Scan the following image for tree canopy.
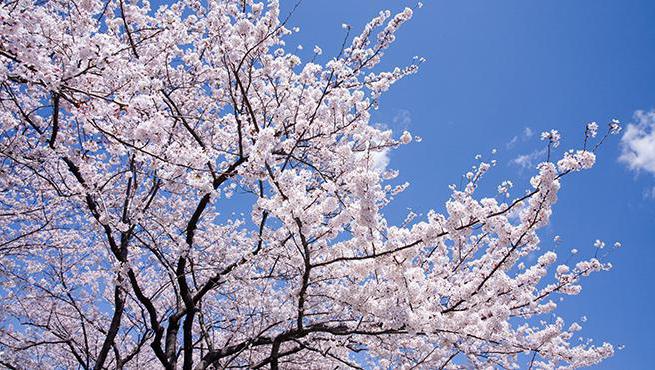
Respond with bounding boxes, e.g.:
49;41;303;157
0;0;621;368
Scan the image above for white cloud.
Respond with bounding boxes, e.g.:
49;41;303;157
370;148;390;173
506;126;534;149
353;148;390;173
524;127;534;138
512;148;547;169
392;109;412;128
361;109;410;174
643;186;655;200
507;196;528;223
619;110;655;175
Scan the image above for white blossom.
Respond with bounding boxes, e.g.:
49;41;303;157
541;129;561;148
586;121;599;138
609;118;622;134
399;130;412;144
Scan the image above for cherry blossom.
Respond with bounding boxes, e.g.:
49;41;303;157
0;1;620;369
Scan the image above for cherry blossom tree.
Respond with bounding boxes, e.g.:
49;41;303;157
0;0;623;369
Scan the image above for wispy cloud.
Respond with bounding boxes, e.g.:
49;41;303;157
506;136;518;149
506;126;534;149
392;109;412;128
512;148;547;169
643;186;655;200
619;109;655;175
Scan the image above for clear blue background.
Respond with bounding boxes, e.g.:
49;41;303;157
283;0;655;368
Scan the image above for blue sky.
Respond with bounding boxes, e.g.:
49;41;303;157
284;1;655;368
